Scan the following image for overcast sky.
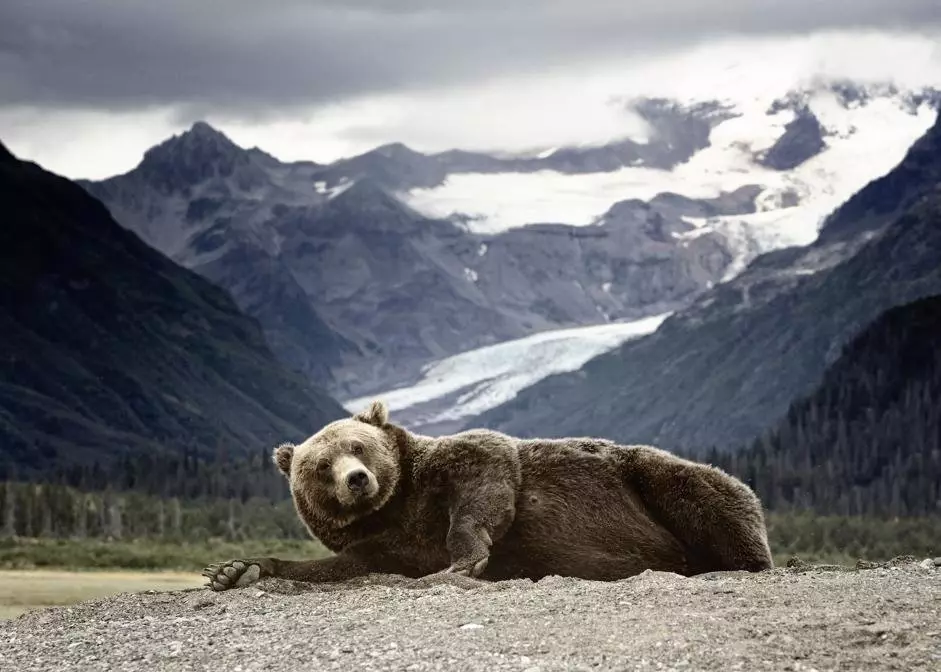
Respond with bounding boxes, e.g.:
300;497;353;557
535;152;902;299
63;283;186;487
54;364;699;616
2;0;940;178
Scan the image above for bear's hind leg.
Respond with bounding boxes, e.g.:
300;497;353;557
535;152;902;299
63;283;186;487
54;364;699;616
622;445;773;574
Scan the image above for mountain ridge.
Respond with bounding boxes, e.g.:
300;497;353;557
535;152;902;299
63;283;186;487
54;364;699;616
710;292;941;517
85;116;752;396
0;142;347;476
83;81;939;400
471;110;941;452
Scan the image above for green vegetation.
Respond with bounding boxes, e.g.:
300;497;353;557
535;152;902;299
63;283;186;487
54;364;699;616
709;294;941;519
0;479;309;541
0;513;937;572
1;512;935;621
2;464;939;572
0;537;329;571
765;512;940;567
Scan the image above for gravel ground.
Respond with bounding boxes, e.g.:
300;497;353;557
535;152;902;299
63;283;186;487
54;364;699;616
3;557;940;671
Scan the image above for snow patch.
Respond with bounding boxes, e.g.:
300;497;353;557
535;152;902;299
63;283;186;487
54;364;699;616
342;314;671;424
403;166;743;233
463;267;479;283
673;224;715;241
477;243;488;257
401;92;937;265
326;180;355;200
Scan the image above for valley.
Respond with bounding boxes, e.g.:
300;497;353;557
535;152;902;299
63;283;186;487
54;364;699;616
81;81;940;409
4;9;941;670
2;70;940;605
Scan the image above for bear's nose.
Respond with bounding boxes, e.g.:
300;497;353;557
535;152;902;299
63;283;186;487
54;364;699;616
346;470;369;491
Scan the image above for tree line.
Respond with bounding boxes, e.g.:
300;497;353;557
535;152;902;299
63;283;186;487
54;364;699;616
0;480;305;541
708;294;941;518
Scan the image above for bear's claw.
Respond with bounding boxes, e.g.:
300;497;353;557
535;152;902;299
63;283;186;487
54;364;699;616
444;556;489;578
202;560;261;591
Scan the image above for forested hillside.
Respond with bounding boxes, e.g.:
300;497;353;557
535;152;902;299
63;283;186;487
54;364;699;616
0;142;346;476
710;294;941;517
475;111;941;452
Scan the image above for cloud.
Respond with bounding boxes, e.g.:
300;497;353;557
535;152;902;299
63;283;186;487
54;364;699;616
2;0;940;116
4;29;940;182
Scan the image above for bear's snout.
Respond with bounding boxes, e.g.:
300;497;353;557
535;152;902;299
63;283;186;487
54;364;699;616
330;454;379;506
347;470;369;492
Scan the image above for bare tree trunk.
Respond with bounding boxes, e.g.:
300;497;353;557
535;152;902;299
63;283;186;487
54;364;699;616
157;499;166;539
1;482;16;538
169;497;182;539
226;498;237;541
108;496;123;540
73;492;87;540
99;492;109;536
39;486;53;538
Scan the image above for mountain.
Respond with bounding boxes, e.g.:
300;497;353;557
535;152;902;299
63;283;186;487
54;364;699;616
82;123;357;387
83;81;938;402
0;143;347;476
472;108;941;452
711;293;941;517
83;120;751;396
312;98;736;190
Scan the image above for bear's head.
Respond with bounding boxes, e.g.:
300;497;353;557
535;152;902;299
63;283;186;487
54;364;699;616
273;400;400;527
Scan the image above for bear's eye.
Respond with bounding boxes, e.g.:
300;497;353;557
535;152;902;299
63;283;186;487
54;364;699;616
351;442;364;457
316;459;331;474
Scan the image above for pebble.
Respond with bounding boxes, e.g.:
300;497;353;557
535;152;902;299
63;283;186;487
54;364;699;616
3;566;940;671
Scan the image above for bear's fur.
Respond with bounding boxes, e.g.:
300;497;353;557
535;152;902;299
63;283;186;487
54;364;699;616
203;400;773;590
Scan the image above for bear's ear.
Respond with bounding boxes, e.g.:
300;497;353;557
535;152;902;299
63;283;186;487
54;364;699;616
354;399;389;427
272;442;295;477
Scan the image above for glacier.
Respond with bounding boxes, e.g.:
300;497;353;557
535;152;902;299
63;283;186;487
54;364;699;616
402;88;937;268
342;313;670;431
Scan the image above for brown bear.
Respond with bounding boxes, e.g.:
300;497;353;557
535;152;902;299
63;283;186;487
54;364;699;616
203;400;773;590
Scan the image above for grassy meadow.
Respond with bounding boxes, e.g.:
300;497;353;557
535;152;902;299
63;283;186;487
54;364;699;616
0;569;205;620
0;537;331;620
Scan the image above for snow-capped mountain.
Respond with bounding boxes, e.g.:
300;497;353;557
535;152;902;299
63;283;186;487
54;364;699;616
473;108;941;451
82;80;938;411
402;82;938;273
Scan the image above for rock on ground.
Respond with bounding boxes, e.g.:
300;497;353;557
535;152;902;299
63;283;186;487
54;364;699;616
3;558;940;671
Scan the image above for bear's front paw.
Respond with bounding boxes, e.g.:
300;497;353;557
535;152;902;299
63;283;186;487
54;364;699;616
201;559;264;591
444;555;490;578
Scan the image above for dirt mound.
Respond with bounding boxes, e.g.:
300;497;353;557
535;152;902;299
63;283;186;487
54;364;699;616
3;557;940;671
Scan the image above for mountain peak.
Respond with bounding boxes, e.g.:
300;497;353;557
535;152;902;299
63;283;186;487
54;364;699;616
313;142;446;190
151;121;241;157
134;121;261;193
187;120;226;137
370;142;425;160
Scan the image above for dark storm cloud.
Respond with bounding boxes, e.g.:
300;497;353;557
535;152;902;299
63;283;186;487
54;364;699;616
1;0;939;114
